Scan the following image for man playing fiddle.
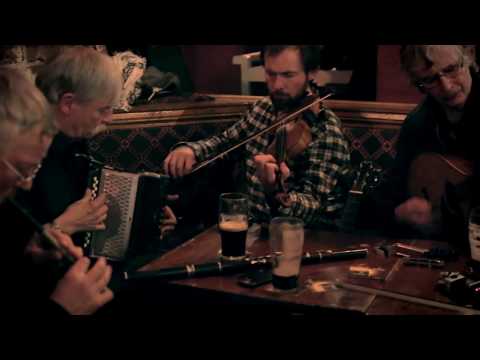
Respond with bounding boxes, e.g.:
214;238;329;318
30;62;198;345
164;45;350;228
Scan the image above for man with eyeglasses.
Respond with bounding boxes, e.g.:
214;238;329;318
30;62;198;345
2;160;42;184
13;46;177;251
10;46;123;243
0;67;115;315
367;45;480;245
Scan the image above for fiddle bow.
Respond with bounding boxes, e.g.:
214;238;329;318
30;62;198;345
188;92;334;176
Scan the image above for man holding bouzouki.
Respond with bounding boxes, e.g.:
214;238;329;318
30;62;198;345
370;45;479;247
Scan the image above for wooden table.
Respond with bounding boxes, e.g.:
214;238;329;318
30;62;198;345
133;225;477;315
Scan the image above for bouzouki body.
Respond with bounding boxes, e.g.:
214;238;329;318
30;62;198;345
408;152;473;237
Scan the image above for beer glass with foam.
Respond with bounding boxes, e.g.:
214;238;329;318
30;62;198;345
269;217;304;291
469;207;480;262
218;193;249;260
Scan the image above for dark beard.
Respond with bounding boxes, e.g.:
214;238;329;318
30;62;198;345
270;90;309;112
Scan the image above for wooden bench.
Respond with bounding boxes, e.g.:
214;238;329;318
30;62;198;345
87;95;417;240
88;95;415;171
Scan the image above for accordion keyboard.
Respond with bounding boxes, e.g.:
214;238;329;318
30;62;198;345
88;169;139;261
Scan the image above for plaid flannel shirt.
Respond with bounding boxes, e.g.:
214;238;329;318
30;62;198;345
183;97;350;226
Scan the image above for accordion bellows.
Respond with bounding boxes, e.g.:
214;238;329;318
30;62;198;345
86;167;169;261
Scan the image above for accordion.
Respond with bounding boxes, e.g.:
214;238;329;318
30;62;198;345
85;167;170;261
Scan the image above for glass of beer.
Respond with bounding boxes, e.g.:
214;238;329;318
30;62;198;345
269;217;304;291
469;207;480;262
218;193;249;260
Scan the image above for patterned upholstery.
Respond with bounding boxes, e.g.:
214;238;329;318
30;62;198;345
88;122;401;173
88;122;233;172
343;126;400;171
87;97;412;173
86;101;405;239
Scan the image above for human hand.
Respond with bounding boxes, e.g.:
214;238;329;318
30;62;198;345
395;197;433;226
253;153;290;193
163;146;197;178
159;205;177;240
50;257;114;315
53;189;109;235
25;225;83;264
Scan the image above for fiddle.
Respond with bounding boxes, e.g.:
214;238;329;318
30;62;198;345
267;112;313;163
189;92;333;176
80;92;333;210
264;92;332;194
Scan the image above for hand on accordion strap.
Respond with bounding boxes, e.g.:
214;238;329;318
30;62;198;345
158;195;179;240
53;188;109;235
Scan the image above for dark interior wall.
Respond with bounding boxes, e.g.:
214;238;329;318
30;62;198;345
180;45;249;94
107;44;451;103
376;45;423;104
1;45;473;104
325;44;378;101
104;44;478;103
179;45;419;103
6;44;421;102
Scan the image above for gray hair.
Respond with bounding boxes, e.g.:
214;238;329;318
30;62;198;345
400;45;478;79
35;46;122;105
0;67;55;156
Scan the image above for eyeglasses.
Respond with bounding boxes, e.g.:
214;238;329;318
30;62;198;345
414;59;465;90
2;159;42;183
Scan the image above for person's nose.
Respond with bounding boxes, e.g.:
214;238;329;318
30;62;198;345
270;76;285;92
437;75;455;92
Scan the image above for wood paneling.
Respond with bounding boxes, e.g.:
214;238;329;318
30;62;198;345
111;95;415;130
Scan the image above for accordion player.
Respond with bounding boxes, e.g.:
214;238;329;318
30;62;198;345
84;165;170;262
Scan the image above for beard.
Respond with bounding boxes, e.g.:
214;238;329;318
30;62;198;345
270;88;308;112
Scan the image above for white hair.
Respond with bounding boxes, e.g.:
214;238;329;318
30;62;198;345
0;66;55;157
401;45;478;78
35;46;122;105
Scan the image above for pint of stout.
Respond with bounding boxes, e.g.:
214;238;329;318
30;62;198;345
269;217;304;290
219;215;248;259
218;193;249;260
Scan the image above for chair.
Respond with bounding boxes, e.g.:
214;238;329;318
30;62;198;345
233;51;353;95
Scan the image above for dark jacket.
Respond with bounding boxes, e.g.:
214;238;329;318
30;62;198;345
15;132;89;246
364;70;480;245
1;199;69;315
